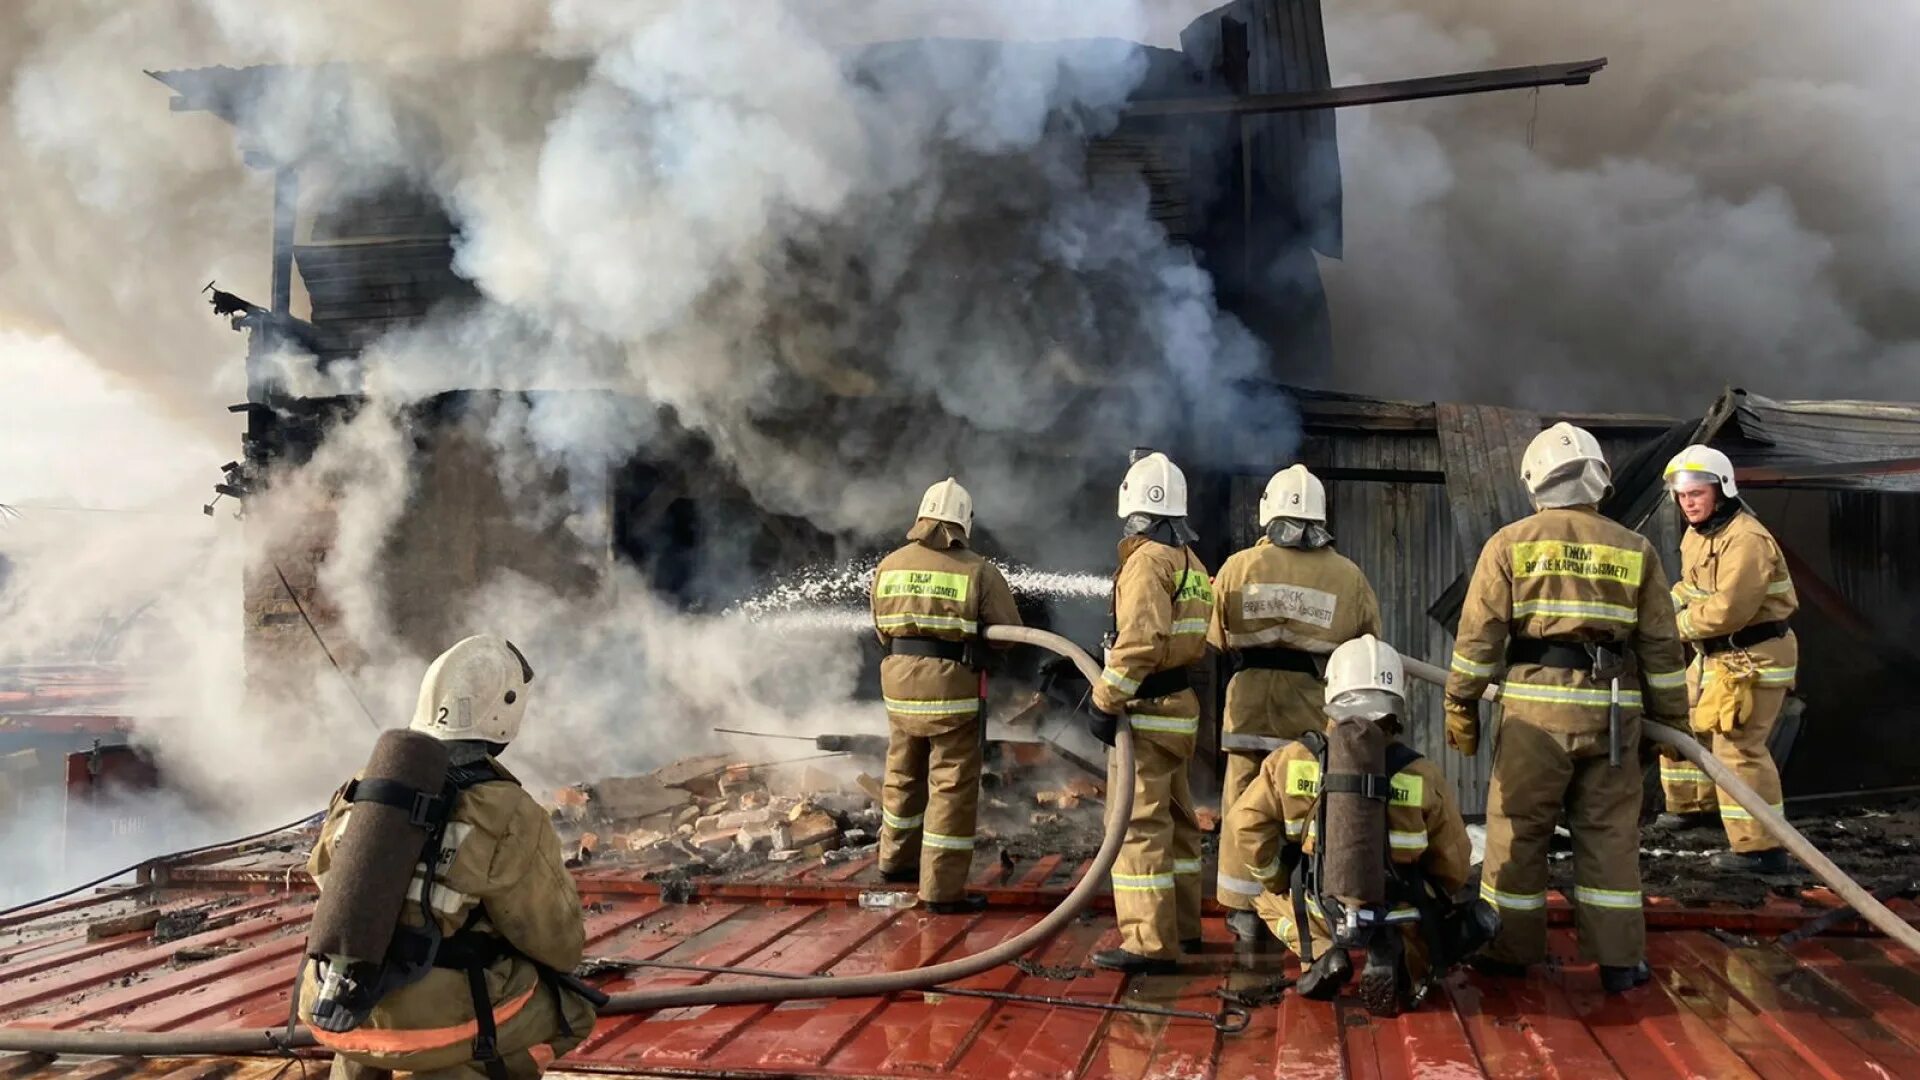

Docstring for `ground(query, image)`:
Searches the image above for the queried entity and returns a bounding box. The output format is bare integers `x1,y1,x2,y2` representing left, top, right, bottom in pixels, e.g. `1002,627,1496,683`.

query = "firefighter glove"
1694,654,1757,735
1443,696,1480,756
1086,703,1120,747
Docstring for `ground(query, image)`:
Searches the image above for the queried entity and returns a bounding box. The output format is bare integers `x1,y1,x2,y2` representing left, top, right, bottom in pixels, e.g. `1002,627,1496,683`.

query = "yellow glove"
1694,654,1757,735
1444,697,1480,756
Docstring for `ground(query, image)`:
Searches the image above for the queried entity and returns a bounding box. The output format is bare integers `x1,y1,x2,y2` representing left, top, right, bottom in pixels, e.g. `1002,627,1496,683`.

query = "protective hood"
907,517,969,549
1528,457,1612,510
1268,517,1334,550
1324,688,1404,726
1122,513,1197,547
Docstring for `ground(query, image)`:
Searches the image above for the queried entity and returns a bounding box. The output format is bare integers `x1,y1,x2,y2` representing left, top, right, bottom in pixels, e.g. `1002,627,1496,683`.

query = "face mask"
1268,518,1334,549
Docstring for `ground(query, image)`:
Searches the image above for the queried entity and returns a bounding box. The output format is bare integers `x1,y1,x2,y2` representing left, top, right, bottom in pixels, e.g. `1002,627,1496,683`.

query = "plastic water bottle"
858,890,918,910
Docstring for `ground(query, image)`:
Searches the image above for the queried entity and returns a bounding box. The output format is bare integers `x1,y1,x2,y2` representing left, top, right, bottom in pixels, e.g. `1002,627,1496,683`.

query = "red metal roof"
4,841,1920,1079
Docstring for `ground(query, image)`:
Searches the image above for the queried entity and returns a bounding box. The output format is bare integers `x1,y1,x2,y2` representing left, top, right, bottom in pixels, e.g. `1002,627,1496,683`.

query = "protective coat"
1448,506,1689,968
1094,536,1213,958
1662,510,1799,852
299,762,594,1077
1206,540,1380,909
871,519,1022,901
1227,740,1470,978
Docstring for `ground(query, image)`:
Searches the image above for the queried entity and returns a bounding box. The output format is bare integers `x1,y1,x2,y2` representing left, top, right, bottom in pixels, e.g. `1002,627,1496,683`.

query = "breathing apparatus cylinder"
1322,714,1389,942
304,729,452,1033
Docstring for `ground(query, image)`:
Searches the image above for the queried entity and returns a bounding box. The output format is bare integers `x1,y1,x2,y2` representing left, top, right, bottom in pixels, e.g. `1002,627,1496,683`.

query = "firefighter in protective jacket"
1226,635,1482,1014
1208,464,1381,943
1446,424,1690,995
871,478,1022,912
1088,451,1215,974
1659,446,1800,875
301,636,596,1080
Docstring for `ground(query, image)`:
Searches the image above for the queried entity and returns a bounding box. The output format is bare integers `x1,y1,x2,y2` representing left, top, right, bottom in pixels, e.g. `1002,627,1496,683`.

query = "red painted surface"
4,845,1920,1079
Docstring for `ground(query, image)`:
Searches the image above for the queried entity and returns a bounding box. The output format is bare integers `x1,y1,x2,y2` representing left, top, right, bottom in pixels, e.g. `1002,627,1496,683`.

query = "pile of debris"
551,754,877,873
547,732,1121,882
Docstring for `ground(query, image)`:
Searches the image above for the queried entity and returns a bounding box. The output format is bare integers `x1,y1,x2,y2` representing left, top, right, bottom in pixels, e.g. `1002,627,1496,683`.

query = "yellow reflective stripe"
1573,886,1643,911
1170,618,1210,636
1699,665,1796,687
1676,609,1696,639
1645,669,1688,690
1129,714,1199,735
1250,857,1283,882
1283,818,1307,840
1675,582,1712,602
876,613,978,634
1767,578,1794,596
923,831,974,851
883,696,978,716
882,810,924,830
1480,883,1547,911
1513,598,1638,624
1100,667,1141,694
875,569,970,602
1718,801,1783,822
1218,872,1265,897
1451,652,1496,678
1285,759,1321,797
1511,540,1645,587
1173,859,1203,876
1384,906,1422,924
1501,681,1643,708
1389,830,1428,852
1111,872,1175,891
1660,762,1710,783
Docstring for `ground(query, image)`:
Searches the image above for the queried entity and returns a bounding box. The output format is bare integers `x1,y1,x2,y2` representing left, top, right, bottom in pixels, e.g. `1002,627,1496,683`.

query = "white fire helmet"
1663,444,1739,499
1324,633,1404,703
1117,452,1188,519
1520,422,1610,497
410,635,535,746
1260,464,1326,526
917,477,973,535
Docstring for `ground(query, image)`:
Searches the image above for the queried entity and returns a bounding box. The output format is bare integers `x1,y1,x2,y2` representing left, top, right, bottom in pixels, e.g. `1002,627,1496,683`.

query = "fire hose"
1397,654,1920,959
0,625,1139,1057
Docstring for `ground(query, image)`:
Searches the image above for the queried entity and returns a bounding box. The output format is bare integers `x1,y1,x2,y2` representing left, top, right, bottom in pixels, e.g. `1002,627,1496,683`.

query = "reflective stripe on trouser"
1107,735,1203,958
879,716,982,902
1660,754,1716,815
1482,712,1645,968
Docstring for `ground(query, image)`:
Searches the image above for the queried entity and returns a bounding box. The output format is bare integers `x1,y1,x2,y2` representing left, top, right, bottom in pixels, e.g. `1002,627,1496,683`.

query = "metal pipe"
0,626,1136,1056
1398,655,1920,958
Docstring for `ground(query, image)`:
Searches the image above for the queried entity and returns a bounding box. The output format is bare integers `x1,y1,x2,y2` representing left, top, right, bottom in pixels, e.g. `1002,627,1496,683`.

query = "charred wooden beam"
1125,58,1607,118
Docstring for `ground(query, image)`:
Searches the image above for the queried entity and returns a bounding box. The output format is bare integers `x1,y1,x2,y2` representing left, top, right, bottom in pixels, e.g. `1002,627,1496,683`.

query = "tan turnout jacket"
1092,536,1214,747
871,519,1021,732
1672,510,1799,688
1447,507,1689,733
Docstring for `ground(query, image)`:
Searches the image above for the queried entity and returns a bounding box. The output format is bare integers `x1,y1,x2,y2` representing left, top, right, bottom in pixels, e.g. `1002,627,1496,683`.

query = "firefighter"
1445,423,1690,994
870,478,1022,912
302,636,598,1080
1659,446,1799,874
1208,464,1382,944
1225,635,1485,1015
1088,450,1215,973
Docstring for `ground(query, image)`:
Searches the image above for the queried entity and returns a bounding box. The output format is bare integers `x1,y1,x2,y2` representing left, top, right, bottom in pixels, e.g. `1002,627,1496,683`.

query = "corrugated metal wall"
1328,480,1485,813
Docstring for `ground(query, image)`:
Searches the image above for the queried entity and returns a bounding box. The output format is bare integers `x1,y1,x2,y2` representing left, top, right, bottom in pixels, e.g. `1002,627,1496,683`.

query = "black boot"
1226,910,1266,944
1181,937,1205,954
1357,933,1406,1018
879,866,917,884
1600,961,1652,994
1654,811,1720,831
926,894,988,915
1710,848,1794,874
1295,949,1353,1001
1091,948,1178,975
